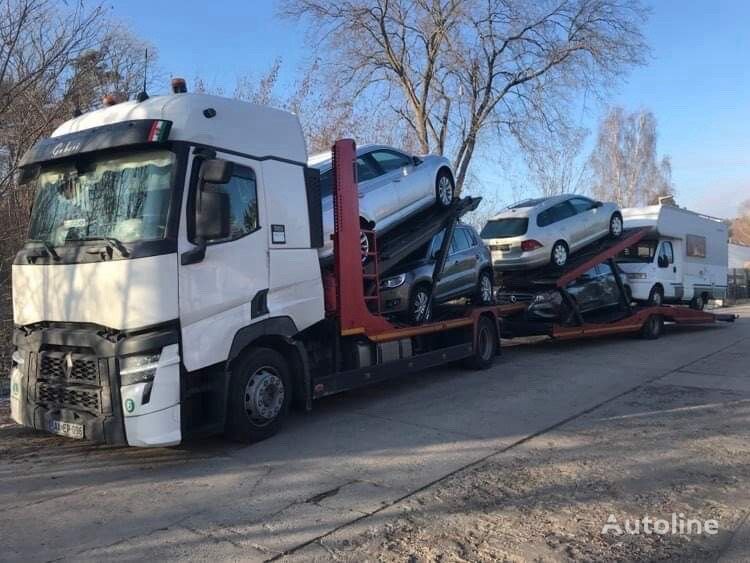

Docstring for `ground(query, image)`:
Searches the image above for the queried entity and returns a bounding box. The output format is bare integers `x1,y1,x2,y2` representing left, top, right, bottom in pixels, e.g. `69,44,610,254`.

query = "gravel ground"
295,345,750,561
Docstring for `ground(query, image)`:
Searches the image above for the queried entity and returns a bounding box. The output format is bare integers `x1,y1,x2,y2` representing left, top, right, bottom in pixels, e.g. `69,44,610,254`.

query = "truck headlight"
119,353,161,386
626,273,647,280
381,274,406,289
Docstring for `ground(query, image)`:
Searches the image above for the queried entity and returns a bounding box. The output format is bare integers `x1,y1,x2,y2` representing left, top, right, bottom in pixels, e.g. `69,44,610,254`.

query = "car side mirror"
593,201,603,208
201,159,234,184
412,156,422,167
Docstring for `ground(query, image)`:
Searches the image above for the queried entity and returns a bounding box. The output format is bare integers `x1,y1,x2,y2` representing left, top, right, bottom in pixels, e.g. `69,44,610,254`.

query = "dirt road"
1,306,748,561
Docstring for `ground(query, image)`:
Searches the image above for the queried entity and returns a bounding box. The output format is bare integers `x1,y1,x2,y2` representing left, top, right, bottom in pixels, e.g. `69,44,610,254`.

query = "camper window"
686,234,706,258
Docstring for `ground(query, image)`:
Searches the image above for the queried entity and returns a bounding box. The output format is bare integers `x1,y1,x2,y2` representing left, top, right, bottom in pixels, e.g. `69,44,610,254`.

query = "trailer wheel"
436,169,454,207
640,314,664,340
226,347,292,444
464,316,498,370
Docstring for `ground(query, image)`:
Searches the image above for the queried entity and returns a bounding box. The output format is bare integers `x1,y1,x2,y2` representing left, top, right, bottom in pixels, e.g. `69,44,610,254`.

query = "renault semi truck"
8,88,515,447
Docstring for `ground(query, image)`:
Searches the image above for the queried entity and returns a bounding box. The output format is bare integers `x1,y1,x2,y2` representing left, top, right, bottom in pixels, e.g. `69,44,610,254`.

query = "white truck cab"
10,91,325,446
618,204,728,309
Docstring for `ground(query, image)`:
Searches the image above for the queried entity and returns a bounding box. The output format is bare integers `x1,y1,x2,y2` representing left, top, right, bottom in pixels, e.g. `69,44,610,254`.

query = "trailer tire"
640,314,664,340
225,347,292,444
464,316,498,370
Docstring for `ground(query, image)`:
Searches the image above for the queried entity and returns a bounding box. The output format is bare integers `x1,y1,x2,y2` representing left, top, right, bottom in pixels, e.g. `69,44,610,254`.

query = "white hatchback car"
309,144,455,258
481,194,623,270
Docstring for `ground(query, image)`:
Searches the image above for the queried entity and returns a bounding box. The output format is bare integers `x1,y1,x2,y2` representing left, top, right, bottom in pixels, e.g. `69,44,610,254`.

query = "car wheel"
475,270,493,305
409,284,432,324
609,213,623,238
551,241,568,267
690,294,705,310
463,316,498,370
640,314,664,340
225,347,291,444
648,285,663,306
435,170,454,208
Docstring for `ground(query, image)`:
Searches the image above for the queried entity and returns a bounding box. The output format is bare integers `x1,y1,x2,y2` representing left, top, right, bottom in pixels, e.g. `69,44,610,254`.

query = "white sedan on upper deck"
309,144,455,258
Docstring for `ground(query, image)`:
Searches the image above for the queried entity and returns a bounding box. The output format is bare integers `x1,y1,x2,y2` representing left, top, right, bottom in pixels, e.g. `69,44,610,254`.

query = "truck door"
177,150,269,372
656,240,679,300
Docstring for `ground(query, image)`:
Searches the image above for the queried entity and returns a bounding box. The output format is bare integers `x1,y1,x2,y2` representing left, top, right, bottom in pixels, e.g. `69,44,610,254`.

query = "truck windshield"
618,241,658,263
27,150,174,246
481,218,529,238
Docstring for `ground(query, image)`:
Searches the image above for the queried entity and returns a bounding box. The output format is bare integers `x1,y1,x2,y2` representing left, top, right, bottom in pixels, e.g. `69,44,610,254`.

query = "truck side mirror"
657,255,668,268
201,159,234,184
196,188,231,241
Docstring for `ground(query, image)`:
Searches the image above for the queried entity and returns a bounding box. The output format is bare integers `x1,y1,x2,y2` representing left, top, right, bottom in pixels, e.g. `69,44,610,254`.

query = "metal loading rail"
500,227,651,290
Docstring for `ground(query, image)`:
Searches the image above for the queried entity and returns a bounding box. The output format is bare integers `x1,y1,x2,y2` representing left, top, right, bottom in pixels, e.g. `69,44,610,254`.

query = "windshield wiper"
77,236,131,258
28,239,60,261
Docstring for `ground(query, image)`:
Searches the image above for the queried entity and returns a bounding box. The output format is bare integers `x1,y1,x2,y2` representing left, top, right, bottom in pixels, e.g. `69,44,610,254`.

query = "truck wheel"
475,270,494,305
551,241,568,267
226,348,292,444
648,285,663,306
436,170,454,207
640,314,664,340
464,316,498,370
609,213,623,238
690,294,705,310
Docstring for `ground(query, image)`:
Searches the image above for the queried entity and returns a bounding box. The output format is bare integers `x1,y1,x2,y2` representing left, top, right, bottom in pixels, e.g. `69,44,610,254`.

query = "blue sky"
112,0,749,219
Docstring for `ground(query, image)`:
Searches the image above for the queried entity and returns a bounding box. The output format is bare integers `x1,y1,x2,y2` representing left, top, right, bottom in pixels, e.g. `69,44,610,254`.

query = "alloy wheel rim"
553,244,567,266
438,176,453,205
244,367,285,425
611,216,623,236
360,231,369,262
414,291,430,321
481,276,492,303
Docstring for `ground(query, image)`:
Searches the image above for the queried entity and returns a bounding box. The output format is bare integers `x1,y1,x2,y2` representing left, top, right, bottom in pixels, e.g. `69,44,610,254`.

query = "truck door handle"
673,266,676,273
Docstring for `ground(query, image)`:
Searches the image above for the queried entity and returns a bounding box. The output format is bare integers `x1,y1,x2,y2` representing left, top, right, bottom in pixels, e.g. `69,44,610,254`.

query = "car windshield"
618,241,658,263
26,150,174,246
481,218,529,238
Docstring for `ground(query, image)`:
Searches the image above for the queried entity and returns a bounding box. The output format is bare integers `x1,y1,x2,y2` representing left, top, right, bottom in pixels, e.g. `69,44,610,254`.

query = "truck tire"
225,347,292,444
436,170,454,207
640,314,664,340
464,316,498,370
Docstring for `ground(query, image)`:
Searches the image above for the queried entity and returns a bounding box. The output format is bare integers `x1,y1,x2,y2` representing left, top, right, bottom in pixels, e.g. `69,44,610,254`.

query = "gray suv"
379,224,493,322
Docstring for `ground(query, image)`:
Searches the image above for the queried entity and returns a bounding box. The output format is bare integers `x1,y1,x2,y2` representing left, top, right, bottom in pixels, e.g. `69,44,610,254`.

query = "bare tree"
730,199,750,246
522,128,590,197
282,0,648,194
588,107,675,207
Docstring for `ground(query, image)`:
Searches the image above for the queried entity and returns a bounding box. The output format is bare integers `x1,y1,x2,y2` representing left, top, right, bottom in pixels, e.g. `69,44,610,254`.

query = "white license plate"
48,419,84,439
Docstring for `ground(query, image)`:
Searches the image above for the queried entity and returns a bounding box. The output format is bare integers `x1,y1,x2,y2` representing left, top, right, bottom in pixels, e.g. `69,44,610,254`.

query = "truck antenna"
136,49,149,102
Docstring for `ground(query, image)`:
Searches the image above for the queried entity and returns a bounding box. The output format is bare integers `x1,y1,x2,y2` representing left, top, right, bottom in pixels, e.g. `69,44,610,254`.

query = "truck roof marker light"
147,120,170,142
171,77,187,94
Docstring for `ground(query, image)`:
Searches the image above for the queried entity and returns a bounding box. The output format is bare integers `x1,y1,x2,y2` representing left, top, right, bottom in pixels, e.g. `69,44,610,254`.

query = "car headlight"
119,353,161,386
381,274,406,289
626,272,647,280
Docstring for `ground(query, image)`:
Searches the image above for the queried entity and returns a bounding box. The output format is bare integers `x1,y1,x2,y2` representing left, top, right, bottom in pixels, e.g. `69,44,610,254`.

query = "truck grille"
37,382,101,414
40,354,99,384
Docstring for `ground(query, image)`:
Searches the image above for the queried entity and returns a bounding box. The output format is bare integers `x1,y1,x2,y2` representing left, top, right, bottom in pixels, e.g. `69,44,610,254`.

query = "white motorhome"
617,205,728,309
